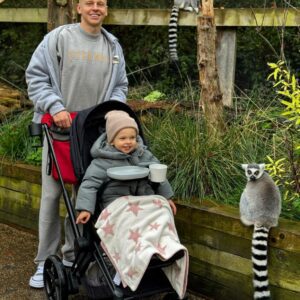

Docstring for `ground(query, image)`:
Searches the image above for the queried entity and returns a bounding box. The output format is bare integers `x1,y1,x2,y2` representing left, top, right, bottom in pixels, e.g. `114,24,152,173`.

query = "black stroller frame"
29,101,185,300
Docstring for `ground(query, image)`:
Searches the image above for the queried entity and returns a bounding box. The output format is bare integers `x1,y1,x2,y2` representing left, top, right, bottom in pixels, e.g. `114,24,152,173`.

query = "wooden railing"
0,8,299,26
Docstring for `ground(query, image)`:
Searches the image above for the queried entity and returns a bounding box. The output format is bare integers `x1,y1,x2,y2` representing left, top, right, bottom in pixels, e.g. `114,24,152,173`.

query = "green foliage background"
0,0,299,92
0,0,299,218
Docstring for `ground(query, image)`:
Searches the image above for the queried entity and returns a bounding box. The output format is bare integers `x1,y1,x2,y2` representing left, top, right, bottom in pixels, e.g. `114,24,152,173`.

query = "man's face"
77,0,108,32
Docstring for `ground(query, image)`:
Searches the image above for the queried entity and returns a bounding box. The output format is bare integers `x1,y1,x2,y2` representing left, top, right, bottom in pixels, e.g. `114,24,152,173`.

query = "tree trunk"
198,0,225,133
47,0,76,32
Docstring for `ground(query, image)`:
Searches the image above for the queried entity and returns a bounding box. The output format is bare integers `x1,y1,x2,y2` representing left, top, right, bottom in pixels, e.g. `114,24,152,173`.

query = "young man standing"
26,0,128,288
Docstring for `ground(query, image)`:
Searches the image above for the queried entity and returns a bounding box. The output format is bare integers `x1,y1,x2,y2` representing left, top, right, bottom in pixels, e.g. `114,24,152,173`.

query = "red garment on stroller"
41,113,78,184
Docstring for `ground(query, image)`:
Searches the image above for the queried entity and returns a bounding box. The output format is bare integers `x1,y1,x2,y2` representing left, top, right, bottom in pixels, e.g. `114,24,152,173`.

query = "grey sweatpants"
34,138,78,265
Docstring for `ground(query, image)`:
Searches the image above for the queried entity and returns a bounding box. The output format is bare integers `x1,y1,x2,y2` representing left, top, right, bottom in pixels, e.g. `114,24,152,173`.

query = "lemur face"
242,163,265,181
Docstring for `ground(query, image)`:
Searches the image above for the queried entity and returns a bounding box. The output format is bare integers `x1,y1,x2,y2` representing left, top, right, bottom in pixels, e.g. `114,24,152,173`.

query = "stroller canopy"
70,101,146,182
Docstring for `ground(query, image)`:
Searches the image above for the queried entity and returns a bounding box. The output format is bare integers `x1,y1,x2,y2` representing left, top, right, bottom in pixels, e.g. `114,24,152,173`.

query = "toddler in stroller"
38,101,188,300
75,109,188,298
75,109,177,224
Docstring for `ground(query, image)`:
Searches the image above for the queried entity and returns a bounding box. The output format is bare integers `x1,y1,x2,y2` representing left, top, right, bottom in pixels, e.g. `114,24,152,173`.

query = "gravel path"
0,223,46,300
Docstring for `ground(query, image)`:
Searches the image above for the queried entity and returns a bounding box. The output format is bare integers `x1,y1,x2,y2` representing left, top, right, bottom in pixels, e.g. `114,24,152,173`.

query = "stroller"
29,101,187,300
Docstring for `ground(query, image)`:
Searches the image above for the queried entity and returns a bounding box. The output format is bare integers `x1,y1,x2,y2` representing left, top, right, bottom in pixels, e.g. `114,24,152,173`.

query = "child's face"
111,128,137,154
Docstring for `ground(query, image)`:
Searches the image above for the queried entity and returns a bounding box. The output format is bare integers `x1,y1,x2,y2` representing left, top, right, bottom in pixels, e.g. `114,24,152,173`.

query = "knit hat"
105,110,139,143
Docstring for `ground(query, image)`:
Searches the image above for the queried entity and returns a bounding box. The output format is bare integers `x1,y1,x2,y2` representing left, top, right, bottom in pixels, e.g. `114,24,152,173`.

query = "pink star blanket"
94,195,189,299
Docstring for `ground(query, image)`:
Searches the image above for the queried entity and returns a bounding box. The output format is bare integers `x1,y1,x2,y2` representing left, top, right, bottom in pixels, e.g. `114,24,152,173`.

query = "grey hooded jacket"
26,24,128,123
75,134,174,214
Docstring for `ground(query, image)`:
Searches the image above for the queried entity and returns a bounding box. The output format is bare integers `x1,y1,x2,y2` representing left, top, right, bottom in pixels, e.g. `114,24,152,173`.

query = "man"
26,0,128,288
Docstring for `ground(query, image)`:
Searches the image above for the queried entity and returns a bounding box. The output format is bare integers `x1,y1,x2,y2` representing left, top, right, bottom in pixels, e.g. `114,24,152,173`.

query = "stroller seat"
31,101,188,300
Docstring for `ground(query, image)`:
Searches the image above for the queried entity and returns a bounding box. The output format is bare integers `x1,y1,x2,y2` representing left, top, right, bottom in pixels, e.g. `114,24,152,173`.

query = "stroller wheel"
44,255,69,300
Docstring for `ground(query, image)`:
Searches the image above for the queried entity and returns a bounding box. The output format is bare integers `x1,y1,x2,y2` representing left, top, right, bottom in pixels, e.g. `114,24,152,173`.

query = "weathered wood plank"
189,248,300,295
189,258,252,300
176,219,252,258
189,258,300,300
187,241,252,276
0,8,47,23
0,160,41,184
0,8,298,26
0,176,41,198
216,29,236,106
0,186,67,217
177,219,300,280
176,201,300,252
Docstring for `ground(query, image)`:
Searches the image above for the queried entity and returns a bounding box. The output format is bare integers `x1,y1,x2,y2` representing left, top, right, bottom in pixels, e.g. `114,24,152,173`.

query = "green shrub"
0,111,42,164
264,61,300,219
143,104,271,203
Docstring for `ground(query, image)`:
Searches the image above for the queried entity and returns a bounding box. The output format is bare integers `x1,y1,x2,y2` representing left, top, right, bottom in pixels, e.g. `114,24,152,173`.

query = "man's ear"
77,3,82,15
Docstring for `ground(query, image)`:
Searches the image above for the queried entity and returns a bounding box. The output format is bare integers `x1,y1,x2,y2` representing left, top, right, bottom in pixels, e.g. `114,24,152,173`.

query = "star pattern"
128,229,141,243
99,208,111,221
153,198,163,208
126,202,143,216
101,220,114,237
113,252,121,263
156,243,167,255
135,242,143,253
149,222,160,231
126,267,138,279
167,221,176,233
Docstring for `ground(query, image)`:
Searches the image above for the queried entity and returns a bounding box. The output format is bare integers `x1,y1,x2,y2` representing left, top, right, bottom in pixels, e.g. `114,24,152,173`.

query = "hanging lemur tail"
252,225,271,300
169,5,180,62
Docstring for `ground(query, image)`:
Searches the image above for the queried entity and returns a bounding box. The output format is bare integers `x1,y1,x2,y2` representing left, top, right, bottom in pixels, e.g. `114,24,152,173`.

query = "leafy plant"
143,90,166,102
268,61,300,127
25,146,42,166
0,111,41,163
265,61,300,219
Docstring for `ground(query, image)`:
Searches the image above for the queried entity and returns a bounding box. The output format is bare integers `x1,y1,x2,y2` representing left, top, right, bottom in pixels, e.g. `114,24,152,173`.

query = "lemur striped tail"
169,5,180,62
252,225,271,300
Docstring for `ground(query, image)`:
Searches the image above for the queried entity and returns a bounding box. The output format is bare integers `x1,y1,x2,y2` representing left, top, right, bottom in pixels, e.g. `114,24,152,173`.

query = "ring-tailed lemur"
169,0,199,62
240,163,281,300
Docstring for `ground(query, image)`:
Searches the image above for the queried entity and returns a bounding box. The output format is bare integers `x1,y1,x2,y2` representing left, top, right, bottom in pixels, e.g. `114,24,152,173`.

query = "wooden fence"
0,8,299,26
1,159,299,299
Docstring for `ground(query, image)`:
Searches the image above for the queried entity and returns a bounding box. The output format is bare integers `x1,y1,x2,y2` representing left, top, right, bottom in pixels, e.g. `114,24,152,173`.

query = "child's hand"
76,211,91,224
168,200,177,215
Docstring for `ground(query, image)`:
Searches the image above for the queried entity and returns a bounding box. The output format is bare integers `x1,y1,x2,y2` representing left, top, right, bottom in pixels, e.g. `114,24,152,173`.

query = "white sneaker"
29,265,44,288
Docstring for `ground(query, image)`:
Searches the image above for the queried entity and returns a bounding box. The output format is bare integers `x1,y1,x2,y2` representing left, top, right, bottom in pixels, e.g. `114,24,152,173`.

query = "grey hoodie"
26,23,128,123
75,134,174,214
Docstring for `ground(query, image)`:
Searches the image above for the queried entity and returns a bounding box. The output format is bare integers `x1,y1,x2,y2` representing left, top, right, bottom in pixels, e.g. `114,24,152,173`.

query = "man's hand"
53,111,72,128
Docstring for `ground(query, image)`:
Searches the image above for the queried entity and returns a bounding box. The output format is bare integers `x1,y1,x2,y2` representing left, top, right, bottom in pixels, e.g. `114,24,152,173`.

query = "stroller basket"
41,113,78,185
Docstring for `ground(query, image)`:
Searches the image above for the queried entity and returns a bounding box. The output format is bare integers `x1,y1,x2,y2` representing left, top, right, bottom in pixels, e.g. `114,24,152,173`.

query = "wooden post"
198,0,225,133
216,30,236,107
47,0,77,32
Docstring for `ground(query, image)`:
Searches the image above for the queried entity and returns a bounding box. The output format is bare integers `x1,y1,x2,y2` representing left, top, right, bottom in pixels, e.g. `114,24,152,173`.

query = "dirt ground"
0,222,206,300
0,223,46,300
0,223,89,300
